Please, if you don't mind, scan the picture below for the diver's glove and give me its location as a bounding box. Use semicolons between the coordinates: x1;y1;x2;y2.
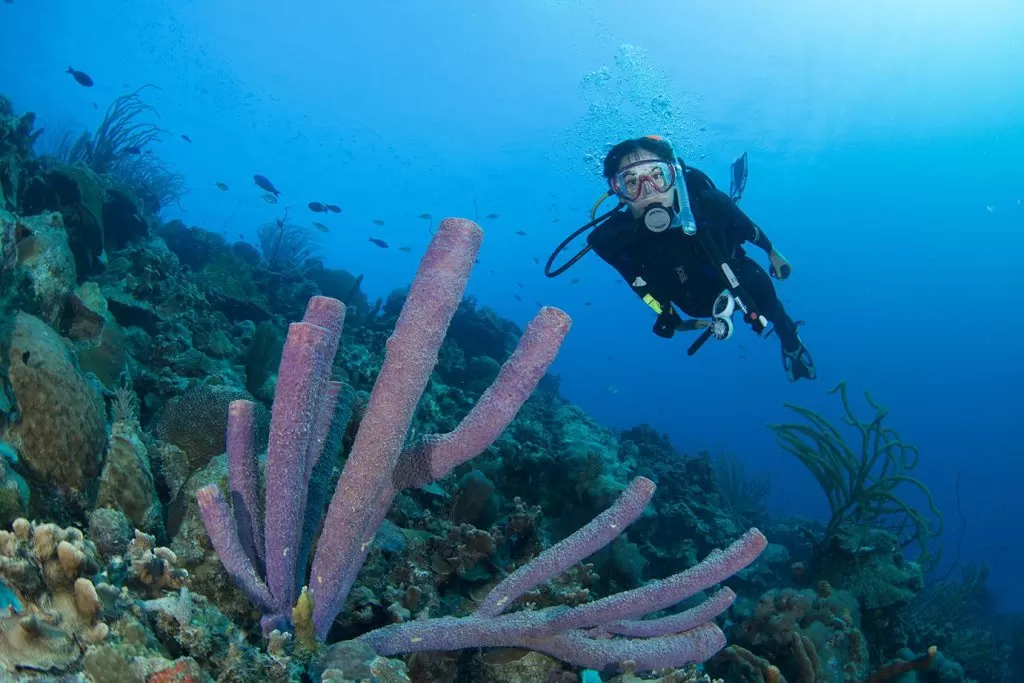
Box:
769;249;793;280
653;307;709;338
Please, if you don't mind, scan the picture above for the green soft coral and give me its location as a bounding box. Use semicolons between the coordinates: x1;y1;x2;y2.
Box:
767;381;943;564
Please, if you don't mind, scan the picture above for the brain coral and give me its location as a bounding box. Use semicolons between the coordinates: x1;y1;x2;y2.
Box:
2;312;106;490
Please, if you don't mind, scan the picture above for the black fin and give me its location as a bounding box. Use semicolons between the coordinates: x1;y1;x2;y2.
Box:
729;152;749;203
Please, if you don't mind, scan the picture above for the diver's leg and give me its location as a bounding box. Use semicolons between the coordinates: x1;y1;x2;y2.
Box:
734;257;816;380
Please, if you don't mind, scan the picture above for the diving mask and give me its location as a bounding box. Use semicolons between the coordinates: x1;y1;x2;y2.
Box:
610;160;677;202
611;159;696;235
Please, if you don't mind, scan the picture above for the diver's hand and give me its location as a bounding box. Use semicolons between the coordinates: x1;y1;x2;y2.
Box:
769;249;793;280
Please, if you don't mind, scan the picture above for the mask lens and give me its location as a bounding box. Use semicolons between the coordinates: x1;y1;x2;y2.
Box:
612;161;676;201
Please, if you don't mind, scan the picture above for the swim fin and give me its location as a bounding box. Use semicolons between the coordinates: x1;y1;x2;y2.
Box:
782;335;816;382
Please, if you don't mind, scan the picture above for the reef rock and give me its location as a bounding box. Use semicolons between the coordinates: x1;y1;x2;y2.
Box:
0;95;42;212
64;281;127;390
21;165;107;276
2;209;77;328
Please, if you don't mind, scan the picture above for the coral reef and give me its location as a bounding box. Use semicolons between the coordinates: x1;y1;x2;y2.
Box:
0;95;1009;682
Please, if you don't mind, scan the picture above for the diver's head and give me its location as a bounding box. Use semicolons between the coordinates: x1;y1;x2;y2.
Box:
603;136;683;231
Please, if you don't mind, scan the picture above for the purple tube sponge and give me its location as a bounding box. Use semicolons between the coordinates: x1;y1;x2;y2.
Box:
196;217;573;642
356;477;767;672
196;295;346;623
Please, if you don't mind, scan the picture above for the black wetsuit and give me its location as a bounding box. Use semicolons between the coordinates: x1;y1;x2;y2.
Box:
588;166;801;351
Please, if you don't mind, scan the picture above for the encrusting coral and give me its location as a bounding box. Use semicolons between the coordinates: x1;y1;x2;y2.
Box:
0;518;108;675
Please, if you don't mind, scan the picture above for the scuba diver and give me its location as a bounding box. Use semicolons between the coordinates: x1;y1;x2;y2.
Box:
545;135;816;382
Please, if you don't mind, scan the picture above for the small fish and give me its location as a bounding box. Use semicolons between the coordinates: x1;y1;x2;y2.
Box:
308;201;327;212
215;182;229;191
552;218;560;223
417;213;432;219
398;246;412;252
517;282;524;288
253;174;280;196
373;219;385;226
486;213;499;219
91;102;98;109
262;192;278;204
369;237;389;248
513;294;522;301
313;221;329;233
325;204;342;213
125;145;142;155
607;385;619;394
584;301;592;306
66;66;93;87
22;351;30;364
532;257;539;264
181;134;192;143
3;0;13;5
514;230;526;236
571;278;580;284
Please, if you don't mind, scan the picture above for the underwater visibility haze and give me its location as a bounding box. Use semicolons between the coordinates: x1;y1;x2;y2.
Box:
0;0;1022;681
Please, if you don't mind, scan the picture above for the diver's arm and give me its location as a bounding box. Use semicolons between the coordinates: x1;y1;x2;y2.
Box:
725;197;774;255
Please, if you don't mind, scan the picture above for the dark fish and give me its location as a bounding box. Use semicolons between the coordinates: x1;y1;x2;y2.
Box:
313;221;329;233
532;257;539;264
517;282;523;288
253;174;280;196
66;66;93;87
373;219;385;226
181;134;192;143
325;204;342;213
584;301;592;306
486;213;499;219
513;294;522;301
125;145;142;155
308;201;327;212
215;182;229;191
514;230;526;236
417;213;432;219
398;246;412;252
3;1;13;5
571;278;580;284
21;351;30;364
369;237;388;248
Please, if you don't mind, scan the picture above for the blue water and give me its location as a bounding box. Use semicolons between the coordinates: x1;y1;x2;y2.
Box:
3;0;1022;611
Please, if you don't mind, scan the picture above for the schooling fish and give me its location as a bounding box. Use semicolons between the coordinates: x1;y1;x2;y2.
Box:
373;219;385;226
253;174;280;196
313;221;329;233
417;213;432;220
368;237;389;249
486;213;499;219
325;204;342;214
308;201;327;212
66;66;93;87
262;192;278;204
125;146;142;155
181;134;192;143
215;182;229;191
